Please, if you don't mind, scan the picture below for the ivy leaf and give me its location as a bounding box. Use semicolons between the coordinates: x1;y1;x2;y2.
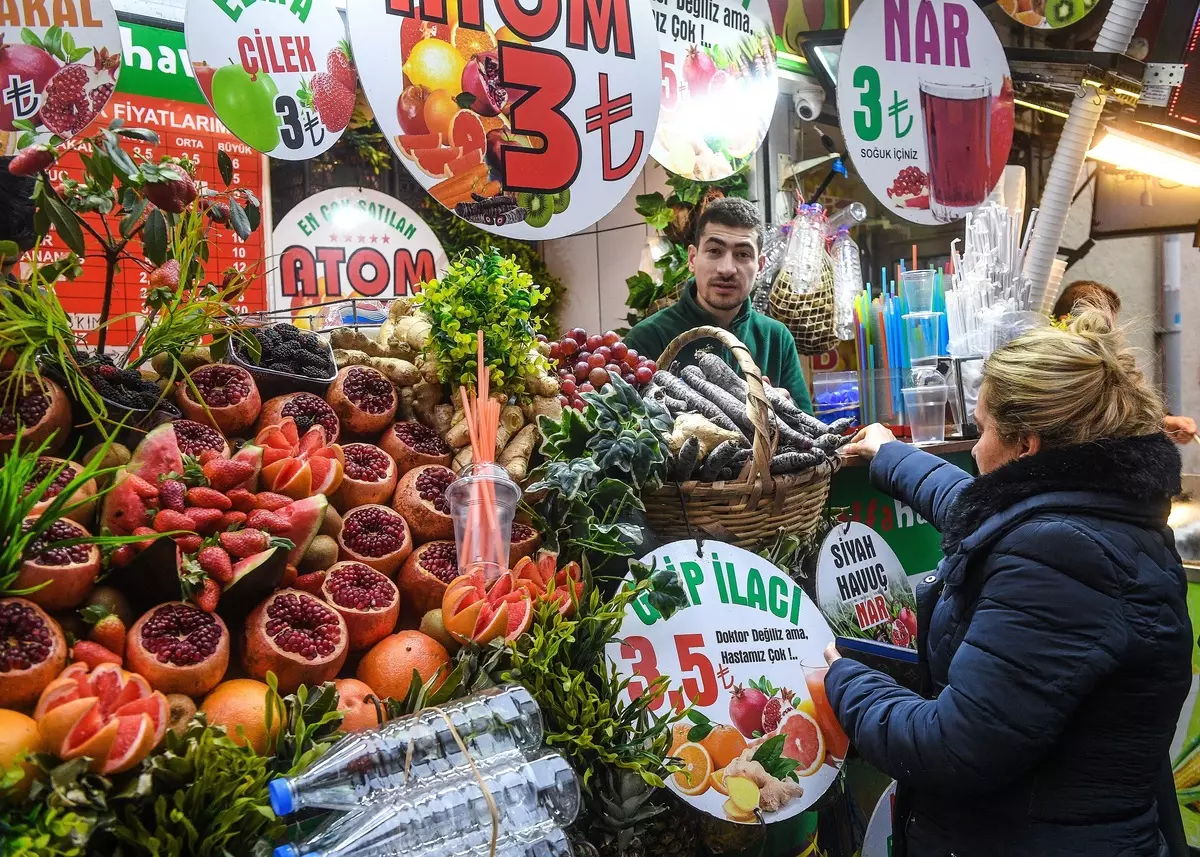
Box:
626;271;658;310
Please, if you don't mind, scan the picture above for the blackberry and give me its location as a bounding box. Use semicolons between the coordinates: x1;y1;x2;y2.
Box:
276;325;300;342
299;363;330;379
268;362;293;373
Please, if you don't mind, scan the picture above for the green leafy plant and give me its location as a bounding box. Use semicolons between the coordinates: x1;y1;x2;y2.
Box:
412;249;550;395
0;801;94;857
263;675;344;776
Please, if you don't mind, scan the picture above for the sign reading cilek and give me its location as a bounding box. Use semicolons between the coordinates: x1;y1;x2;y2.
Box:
652;0;777;181
816;521;917;651
269;187;448;327
836;0;1013;224
608;540;844;824
0;0;122;153
185;0;354;159
350;0;660;239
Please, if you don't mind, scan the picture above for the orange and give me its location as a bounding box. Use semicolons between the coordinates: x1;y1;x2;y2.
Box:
1014;10;1044;25
700;724;748;769
479;114;509;134
200;679;283;755
672;742;712;796
0;709;43;801
404;39;466;95
357;631;450;701
423;89;460;137
709;767;729;796
453;24;497;60
335;679;381;733
669;722;690;755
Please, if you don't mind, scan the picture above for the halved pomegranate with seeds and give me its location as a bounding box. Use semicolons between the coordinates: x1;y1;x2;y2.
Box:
381;420;451;474
242;588;348;693
509;522;541;566
337;504;413;578
886;166;930;210
320;561;400;650
330;443;397;513
24;457;97;526
0;597;67;709
392;464;455;543
257;393;340;443
326;367;398;437
398;540;458;615
0;373;71;455
13;517;100;611
175;364;262;435
125;602;231;697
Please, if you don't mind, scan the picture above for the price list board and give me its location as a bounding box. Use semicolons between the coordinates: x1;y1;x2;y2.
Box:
32;22;269;350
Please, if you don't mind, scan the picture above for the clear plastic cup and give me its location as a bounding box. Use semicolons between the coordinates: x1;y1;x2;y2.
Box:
903;311;944;367
447;462;521;582
901;269;937;314
902;384;948;445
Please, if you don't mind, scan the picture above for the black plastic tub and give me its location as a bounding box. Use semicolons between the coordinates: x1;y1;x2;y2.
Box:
228;324;338;400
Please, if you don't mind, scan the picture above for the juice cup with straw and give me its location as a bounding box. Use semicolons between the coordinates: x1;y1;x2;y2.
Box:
447;462;520;583
800;660;850;761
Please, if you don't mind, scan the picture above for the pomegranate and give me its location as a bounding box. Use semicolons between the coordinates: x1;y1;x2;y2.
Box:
326;366;398;437
170;419;231;459
460;51;507;117
243;588;348;693
125;602;230;697
330;443;397;513
0;373;71;454
24;457;96;525
890;619;913;648
682;45;717;93
40;47;120;136
728;683;769;738
886;166;929;209
761;691;794;733
897;606;918;639
0;597;67;709
337;504;412;577
391;464;454;543
381;421;451;474
397;84;430;134
398;540;458;615
175;364;262;436
0;36;60;128
13;517;100;611
258;392;340;443
509;522;541;566
321;561;400;650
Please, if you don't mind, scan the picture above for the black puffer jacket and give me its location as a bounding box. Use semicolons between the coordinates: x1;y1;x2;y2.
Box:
826;435;1192;857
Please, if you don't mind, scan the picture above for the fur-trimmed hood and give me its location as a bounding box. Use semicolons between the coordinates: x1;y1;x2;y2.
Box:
940;433;1182;552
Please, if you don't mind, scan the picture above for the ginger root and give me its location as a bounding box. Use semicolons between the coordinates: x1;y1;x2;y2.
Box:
725;754;804;812
668;413;743;459
332;350;419;386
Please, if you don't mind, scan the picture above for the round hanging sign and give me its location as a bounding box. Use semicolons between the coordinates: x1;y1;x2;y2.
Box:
651;0;777;181
269;187;448;328
836;0;1013;224
607;540;845;824
348;0;660;239
0;0;122;152
997;0;1099;30
185;0;354;159
862;781;898;857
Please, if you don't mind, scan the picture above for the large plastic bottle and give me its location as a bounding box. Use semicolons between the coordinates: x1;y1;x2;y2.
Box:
310;821;573;857
782;204;828;293
830;226;864;341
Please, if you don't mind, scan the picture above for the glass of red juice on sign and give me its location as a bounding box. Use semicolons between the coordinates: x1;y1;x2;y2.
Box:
801;660;850;761
919;79;993;223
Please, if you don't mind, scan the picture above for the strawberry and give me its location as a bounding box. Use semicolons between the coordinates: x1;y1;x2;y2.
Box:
8;145;56;176
71;640;122;669
183;506;224;534
227;487;257;512
219;528;268;558
154;508;195;533
158;479;187;512
198;545;234;585
247;508;290;535
81;606;127;657
294;570;326;595
219;510;248;530
202;457;255;491
174;533;203;553
327;42;355;91
131;526;158;551
307;73;355;133
254;492;292;511
186;486;232;510
192;577;221;612
109;544;136;568
126;474;160;500
281;563;299;587
144;163;197;214
198;448;221;465
148;260;180;289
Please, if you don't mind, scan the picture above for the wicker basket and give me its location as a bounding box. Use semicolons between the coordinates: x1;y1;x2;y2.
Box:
645;327;837;549
768;254;837;355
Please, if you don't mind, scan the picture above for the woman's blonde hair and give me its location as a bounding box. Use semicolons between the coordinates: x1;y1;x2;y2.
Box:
981;306;1164;446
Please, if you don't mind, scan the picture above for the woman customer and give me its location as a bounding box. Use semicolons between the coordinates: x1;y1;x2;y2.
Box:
830;309;1191;857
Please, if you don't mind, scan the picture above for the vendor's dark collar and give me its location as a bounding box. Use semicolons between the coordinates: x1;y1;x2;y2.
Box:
941;433;1181;553
680;280;751;328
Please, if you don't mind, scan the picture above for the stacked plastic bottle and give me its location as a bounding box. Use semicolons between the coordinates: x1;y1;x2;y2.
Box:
269;685;580;857
830;226;864;341
781;204;827;294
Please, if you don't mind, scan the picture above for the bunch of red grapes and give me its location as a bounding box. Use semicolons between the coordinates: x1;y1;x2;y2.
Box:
547;328;658;411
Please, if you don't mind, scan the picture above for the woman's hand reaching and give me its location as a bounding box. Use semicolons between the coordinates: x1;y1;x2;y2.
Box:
841;423;898;461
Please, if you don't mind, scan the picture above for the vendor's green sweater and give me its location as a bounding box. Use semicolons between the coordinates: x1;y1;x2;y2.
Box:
624;282;813;414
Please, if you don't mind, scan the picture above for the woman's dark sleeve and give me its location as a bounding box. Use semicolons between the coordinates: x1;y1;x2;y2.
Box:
868;442;972;531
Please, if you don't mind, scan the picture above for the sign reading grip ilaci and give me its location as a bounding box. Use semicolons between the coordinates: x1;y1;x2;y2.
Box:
608;541;846;825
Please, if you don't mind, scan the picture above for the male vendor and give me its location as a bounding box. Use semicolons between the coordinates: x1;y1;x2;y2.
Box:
624;197;813;413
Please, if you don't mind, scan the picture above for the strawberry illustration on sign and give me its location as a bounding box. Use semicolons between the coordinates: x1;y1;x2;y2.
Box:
300;41;357;134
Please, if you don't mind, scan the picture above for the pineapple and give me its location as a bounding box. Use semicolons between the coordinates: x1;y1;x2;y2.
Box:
584;766;699;857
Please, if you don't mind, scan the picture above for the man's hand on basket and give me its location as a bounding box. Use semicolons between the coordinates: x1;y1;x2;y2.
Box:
841;423;897;461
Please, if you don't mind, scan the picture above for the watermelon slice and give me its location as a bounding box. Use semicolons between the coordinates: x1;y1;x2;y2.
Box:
275;495;328;566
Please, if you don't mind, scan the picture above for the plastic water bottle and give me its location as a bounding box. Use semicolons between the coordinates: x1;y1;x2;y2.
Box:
305;821;573;857
825;201;866;234
782;205;827;294
831;226;864;340
269;685;543;816
276;751;580;857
